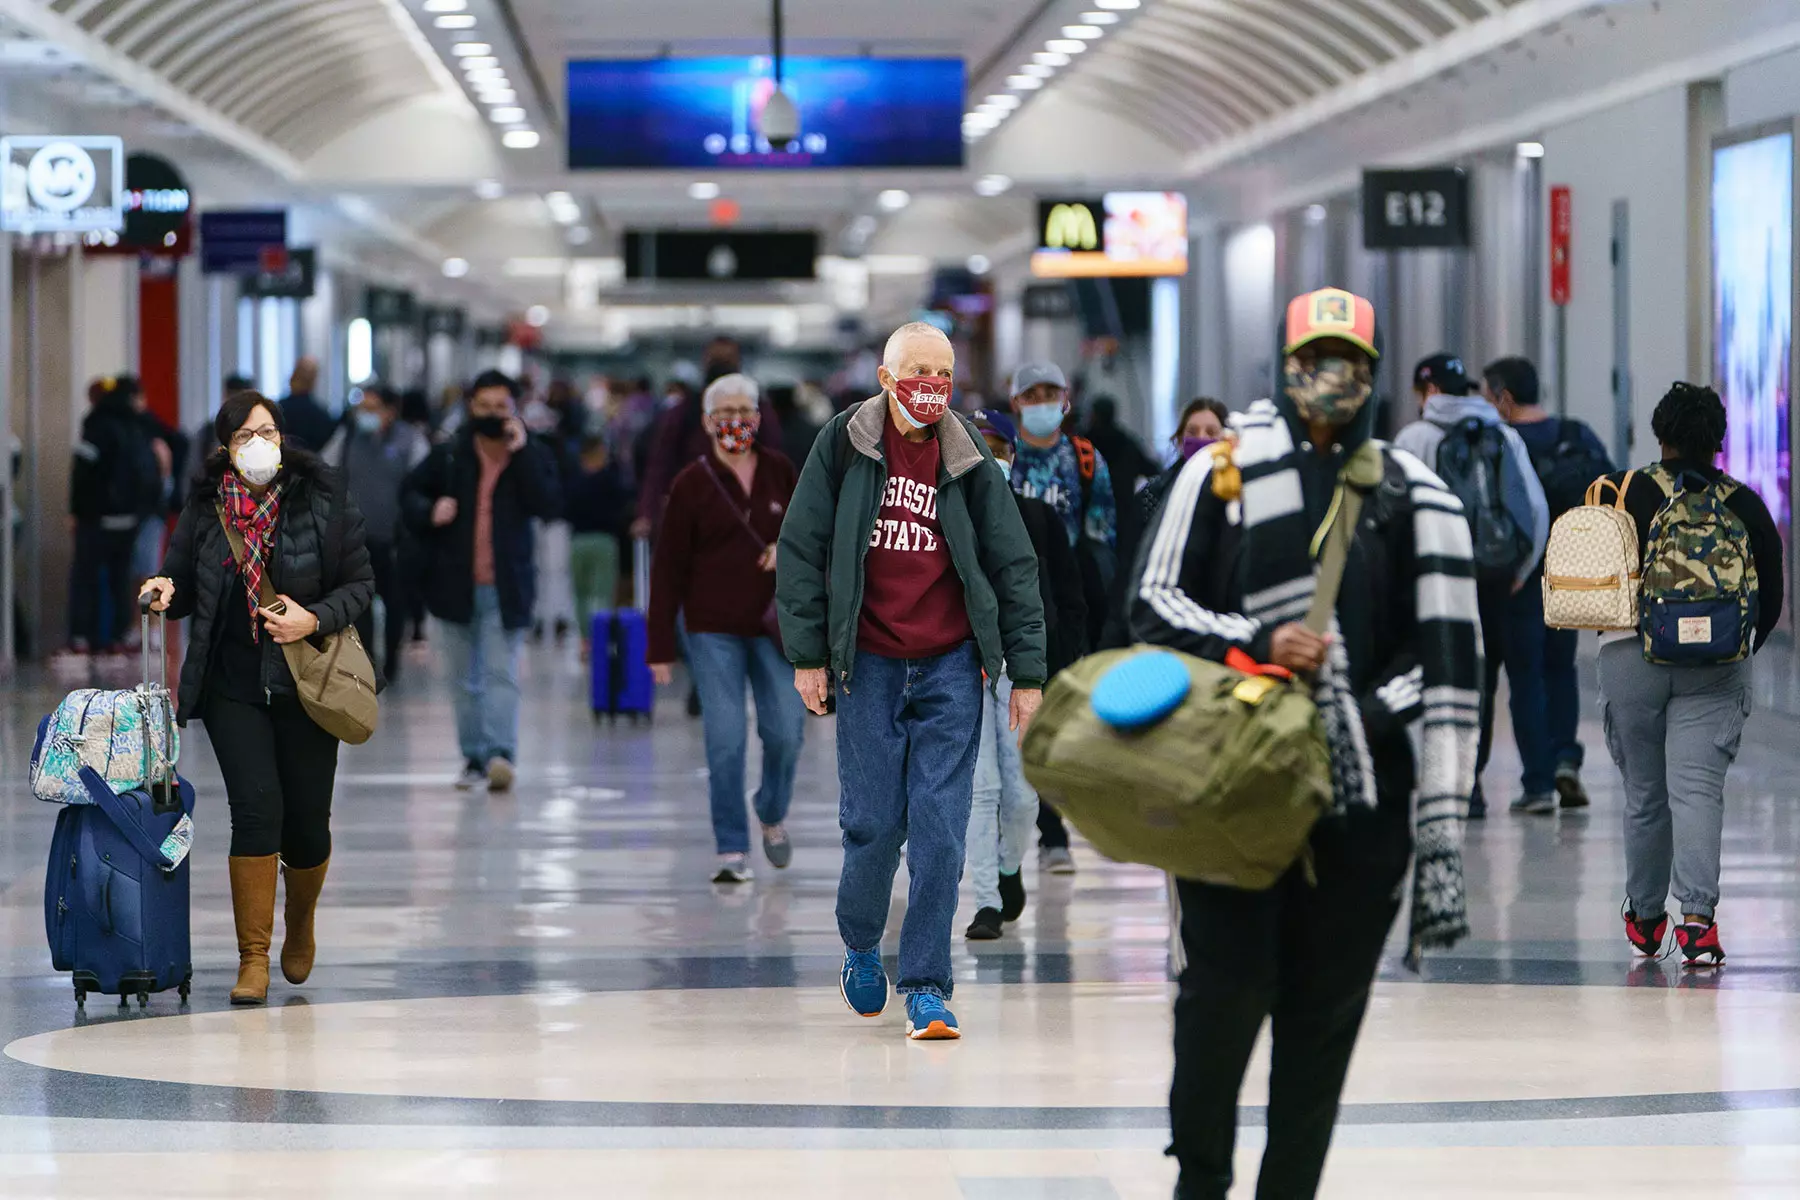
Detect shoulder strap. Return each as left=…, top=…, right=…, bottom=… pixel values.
left=1304, top=483, right=1364, bottom=636
left=1071, top=435, right=1096, bottom=517
left=216, top=507, right=280, bottom=609
left=1584, top=468, right=1637, bottom=510
left=700, top=456, right=769, bottom=551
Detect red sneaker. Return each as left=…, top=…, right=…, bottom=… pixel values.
left=1623, top=909, right=1668, bottom=957
left=1675, top=921, right=1725, bottom=968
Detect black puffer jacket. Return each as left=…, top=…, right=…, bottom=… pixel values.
left=401, top=430, right=563, bottom=630
left=160, top=460, right=375, bottom=723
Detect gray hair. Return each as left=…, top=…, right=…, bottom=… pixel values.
left=702, top=373, right=761, bottom=413
left=883, top=321, right=953, bottom=371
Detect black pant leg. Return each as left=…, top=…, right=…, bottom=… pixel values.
left=201, top=694, right=285, bottom=858
left=373, top=541, right=406, bottom=674
left=1475, top=582, right=1511, bottom=776
left=70, top=523, right=103, bottom=647
left=102, top=528, right=138, bottom=648
left=1037, top=800, right=1071, bottom=849
left=1254, top=816, right=1407, bottom=1200
left=268, top=696, right=341, bottom=869
left=1169, top=876, right=1284, bottom=1200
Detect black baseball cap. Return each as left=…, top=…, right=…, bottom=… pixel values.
left=1413, top=353, right=1472, bottom=396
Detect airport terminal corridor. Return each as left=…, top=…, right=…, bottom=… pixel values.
left=1, top=644, right=1797, bottom=1199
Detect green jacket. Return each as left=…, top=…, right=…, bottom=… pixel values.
left=776, top=396, right=1048, bottom=688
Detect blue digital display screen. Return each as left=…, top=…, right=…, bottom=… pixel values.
left=567, top=57, right=965, bottom=170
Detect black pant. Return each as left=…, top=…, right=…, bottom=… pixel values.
left=1170, top=812, right=1408, bottom=1200
left=1475, top=581, right=1512, bottom=778
left=70, top=522, right=138, bottom=649
left=201, top=693, right=340, bottom=867
left=354, top=539, right=406, bottom=679
left=1037, top=800, right=1071, bottom=849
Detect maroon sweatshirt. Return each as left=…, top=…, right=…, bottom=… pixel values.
left=648, top=450, right=797, bottom=664
left=857, top=418, right=974, bottom=659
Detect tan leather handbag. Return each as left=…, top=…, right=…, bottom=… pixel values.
left=218, top=512, right=379, bottom=744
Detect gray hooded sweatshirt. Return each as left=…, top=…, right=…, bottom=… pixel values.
left=1394, top=395, right=1549, bottom=587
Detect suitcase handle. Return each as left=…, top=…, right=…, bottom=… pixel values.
left=97, top=867, right=115, bottom=936
left=134, top=598, right=179, bottom=812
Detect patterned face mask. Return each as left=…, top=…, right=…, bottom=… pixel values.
left=711, top=415, right=757, bottom=454
left=1284, top=355, right=1374, bottom=427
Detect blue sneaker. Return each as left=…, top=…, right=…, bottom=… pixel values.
left=904, top=993, right=961, bottom=1041
left=840, top=948, right=888, bottom=1017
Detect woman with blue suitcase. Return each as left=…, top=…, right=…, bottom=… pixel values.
left=142, top=391, right=374, bottom=1005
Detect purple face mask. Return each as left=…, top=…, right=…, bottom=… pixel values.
left=1180, top=436, right=1217, bottom=461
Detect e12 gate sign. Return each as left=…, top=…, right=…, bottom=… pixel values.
left=1360, top=168, right=1471, bottom=250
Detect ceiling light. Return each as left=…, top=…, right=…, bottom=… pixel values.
left=442, top=257, right=470, bottom=278
left=1064, top=25, right=1105, bottom=39
left=1035, top=51, right=1071, bottom=66
left=1081, top=10, right=1121, bottom=23
left=1045, top=39, right=1087, bottom=54
left=459, top=56, right=499, bottom=70
left=985, top=93, right=1022, bottom=111
left=490, top=106, right=527, bottom=124
left=567, top=227, right=593, bottom=246
left=1517, top=140, right=1546, bottom=158
left=967, top=255, right=992, bottom=276
left=526, top=305, right=551, bottom=328
left=1007, top=75, right=1043, bottom=91
left=964, top=117, right=1000, bottom=134
left=474, top=179, right=504, bottom=199
left=1095, top=0, right=1140, bottom=9
left=975, top=174, right=1012, bottom=197
left=423, top=0, right=467, bottom=11
left=1305, top=204, right=1328, bottom=223
left=465, top=67, right=506, bottom=83
left=433, top=14, right=477, bottom=29
left=688, top=181, right=722, bottom=200
left=451, top=42, right=491, bottom=56
left=502, top=129, right=540, bottom=149
left=475, top=88, right=518, bottom=104
left=1022, top=63, right=1055, bottom=78
left=878, top=189, right=911, bottom=212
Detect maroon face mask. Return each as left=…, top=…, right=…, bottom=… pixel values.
left=893, top=377, right=952, bottom=428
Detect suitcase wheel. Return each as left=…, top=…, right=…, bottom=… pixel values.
left=137, top=992, right=149, bottom=1009
left=73, top=984, right=86, bottom=1008
left=178, top=977, right=191, bottom=1002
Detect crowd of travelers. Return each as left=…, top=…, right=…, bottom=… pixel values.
left=57, top=288, right=1776, bottom=1199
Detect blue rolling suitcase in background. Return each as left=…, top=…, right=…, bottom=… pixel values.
left=590, top=538, right=655, bottom=722
left=42, top=606, right=196, bottom=1008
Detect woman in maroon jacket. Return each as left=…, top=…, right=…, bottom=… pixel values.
left=648, top=374, right=808, bottom=884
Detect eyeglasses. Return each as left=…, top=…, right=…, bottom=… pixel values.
left=230, top=426, right=282, bottom=448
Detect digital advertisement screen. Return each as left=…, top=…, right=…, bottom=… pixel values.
left=567, top=57, right=965, bottom=170
left=1032, top=193, right=1189, bottom=278
left=1712, top=129, right=1793, bottom=535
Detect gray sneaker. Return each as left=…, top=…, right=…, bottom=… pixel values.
left=1555, top=765, right=1591, bottom=810
left=454, top=762, right=485, bottom=791
left=1510, top=792, right=1556, bottom=815
left=762, top=823, right=793, bottom=870
left=1040, top=846, right=1077, bottom=874
left=712, top=853, right=754, bottom=884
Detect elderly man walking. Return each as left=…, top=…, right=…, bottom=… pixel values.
left=777, top=322, right=1047, bottom=1042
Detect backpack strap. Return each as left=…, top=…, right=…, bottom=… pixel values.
left=1584, top=468, right=1637, bottom=510
left=1071, top=435, right=1096, bottom=517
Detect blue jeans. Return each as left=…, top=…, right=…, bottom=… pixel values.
left=1505, top=582, right=1586, bottom=796
left=966, top=677, right=1037, bottom=913
left=687, top=632, right=808, bottom=854
left=835, top=644, right=983, bottom=999
left=439, top=585, right=525, bottom=764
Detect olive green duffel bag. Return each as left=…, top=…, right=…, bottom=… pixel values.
left=1020, top=487, right=1360, bottom=890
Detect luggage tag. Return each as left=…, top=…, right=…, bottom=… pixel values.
left=1224, top=648, right=1293, bottom=707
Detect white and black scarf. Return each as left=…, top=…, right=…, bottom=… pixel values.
left=1142, top=400, right=1483, bottom=958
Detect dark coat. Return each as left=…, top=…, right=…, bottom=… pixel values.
left=160, top=462, right=375, bottom=723
left=401, top=431, right=563, bottom=630
left=280, top=392, right=339, bottom=455
left=1017, top=492, right=1088, bottom=676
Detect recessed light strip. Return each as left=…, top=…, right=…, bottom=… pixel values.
left=964, top=0, right=1146, bottom=143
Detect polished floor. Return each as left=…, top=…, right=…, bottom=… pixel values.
left=2, top=636, right=1798, bottom=1198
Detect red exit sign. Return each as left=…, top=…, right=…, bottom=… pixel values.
left=1550, top=186, right=1572, bottom=306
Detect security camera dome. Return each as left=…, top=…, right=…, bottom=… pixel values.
left=760, top=88, right=800, bottom=148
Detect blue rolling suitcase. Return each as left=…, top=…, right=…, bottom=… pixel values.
left=590, top=538, right=655, bottom=722
left=42, top=605, right=195, bottom=1008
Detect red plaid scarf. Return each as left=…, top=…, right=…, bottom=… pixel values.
left=220, top=472, right=282, bottom=641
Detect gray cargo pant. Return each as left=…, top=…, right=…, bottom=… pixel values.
left=1597, top=640, right=1752, bottom=922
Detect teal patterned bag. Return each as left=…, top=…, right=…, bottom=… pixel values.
left=30, top=686, right=179, bottom=806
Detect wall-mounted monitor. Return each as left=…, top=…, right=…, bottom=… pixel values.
left=1712, top=124, right=1794, bottom=538
left=624, top=230, right=819, bottom=281
left=567, top=57, right=965, bottom=170
left=1032, top=192, right=1189, bottom=278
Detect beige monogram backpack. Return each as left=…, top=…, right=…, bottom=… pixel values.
left=1543, top=471, right=1639, bottom=631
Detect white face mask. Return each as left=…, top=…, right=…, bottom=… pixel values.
left=995, top=457, right=1013, bottom=482
left=233, top=436, right=282, bottom=487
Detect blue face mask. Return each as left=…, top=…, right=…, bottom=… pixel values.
left=1018, top=401, right=1065, bottom=440
left=994, top=457, right=1013, bottom=482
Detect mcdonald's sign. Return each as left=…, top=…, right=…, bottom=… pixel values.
left=1040, top=200, right=1101, bottom=252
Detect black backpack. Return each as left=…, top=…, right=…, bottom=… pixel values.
left=92, top=413, right=162, bottom=519
left=1435, top=418, right=1529, bottom=585
left=1528, top=417, right=1611, bottom=519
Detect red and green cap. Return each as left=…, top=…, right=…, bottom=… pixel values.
left=1283, top=287, right=1379, bottom=360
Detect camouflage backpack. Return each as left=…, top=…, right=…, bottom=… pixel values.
left=1639, top=465, right=1759, bottom=665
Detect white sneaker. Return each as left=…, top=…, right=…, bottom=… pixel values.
left=1040, top=847, right=1077, bottom=875
left=712, top=853, right=754, bottom=884
left=454, top=762, right=485, bottom=791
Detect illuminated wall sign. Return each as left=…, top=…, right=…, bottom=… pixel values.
left=200, top=209, right=287, bottom=274
left=1360, top=167, right=1471, bottom=249
left=0, top=135, right=125, bottom=233
left=121, top=152, right=190, bottom=248
left=1032, top=192, right=1189, bottom=279
left=243, top=247, right=316, bottom=299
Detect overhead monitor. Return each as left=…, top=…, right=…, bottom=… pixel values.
left=1712, top=124, right=1794, bottom=538
left=567, top=57, right=965, bottom=170
left=624, top=230, right=819, bottom=281
left=1032, top=193, right=1189, bottom=278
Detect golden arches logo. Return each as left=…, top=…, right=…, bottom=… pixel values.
left=1044, top=203, right=1099, bottom=251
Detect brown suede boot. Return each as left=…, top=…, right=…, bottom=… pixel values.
left=228, top=855, right=279, bottom=1005
left=280, top=858, right=330, bottom=985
